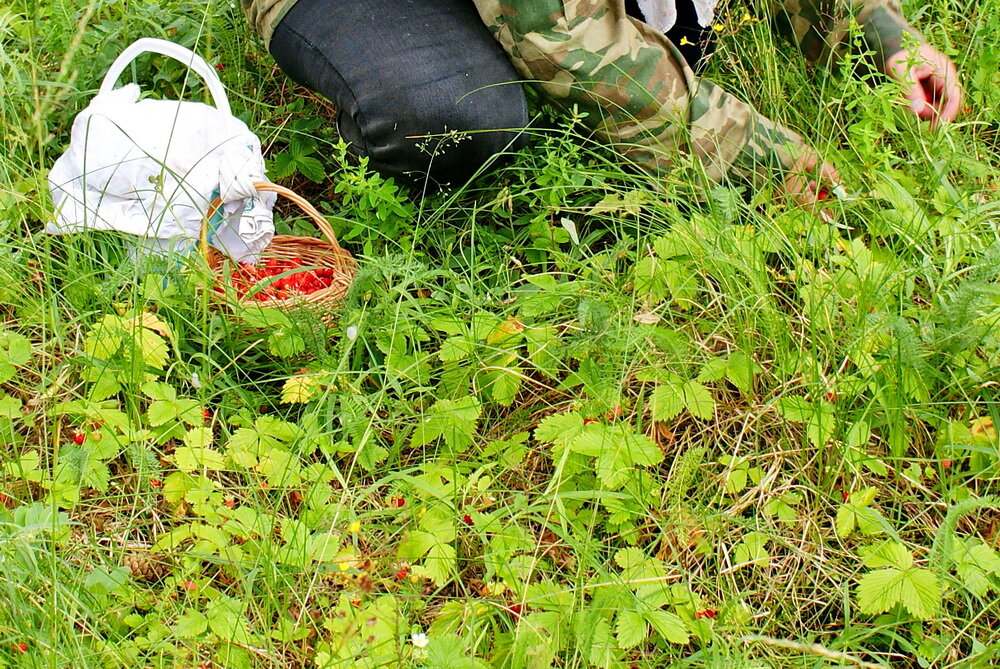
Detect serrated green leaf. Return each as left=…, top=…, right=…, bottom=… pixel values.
left=896, top=568, right=940, bottom=620
left=268, top=329, right=305, bottom=358
left=356, top=442, right=389, bottom=471
left=238, top=307, right=291, bottom=330
left=776, top=396, right=813, bottom=423
left=861, top=542, right=913, bottom=570
left=586, top=618, right=616, bottom=666
left=534, top=411, right=585, bottom=450
left=858, top=568, right=905, bottom=616
left=56, top=444, right=110, bottom=492
left=281, top=375, right=320, bottom=404
left=651, top=382, right=685, bottom=422
left=172, top=446, right=226, bottom=472
left=733, top=531, right=769, bottom=566
left=489, top=367, right=523, bottom=406
left=855, top=507, right=887, bottom=536
left=137, top=328, right=168, bottom=370
left=183, top=427, right=213, bottom=449
left=615, top=547, right=648, bottom=570
left=644, top=609, right=689, bottom=644
left=438, top=336, right=474, bottom=362
left=835, top=504, right=857, bottom=538
left=0, top=331, right=32, bottom=384
left=84, top=316, right=125, bottom=360
left=422, top=541, right=457, bottom=586
left=147, top=401, right=176, bottom=427
left=173, top=610, right=209, bottom=639
left=410, top=396, right=482, bottom=452
left=615, top=609, right=648, bottom=649
left=141, top=381, right=176, bottom=402
left=725, top=352, right=758, bottom=393
left=955, top=540, right=1000, bottom=597
left=858, top=562, right=939, bottom=621
left=0, top=394, right=22, bottom=420
left=696, top=357, right=729, bottom=383
left=297, top=155, right=327, bottom=182
left=680, top=380, right=714, bottom=419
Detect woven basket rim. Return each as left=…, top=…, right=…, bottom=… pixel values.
left=203, top=183, right=356, bottom=311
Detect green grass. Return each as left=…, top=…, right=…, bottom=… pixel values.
left=2, top=0, right=1000, bottom=667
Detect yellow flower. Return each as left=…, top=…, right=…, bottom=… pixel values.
left=679, top=36, right=693, bottom=46
left=348, top=520, right=362, bottom=534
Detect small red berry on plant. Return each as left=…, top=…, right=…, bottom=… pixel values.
left=16, top=642, right=27, bottom=653
left=943, top=460, right=953, bottom=469
left=841, top=490, right=850, bottom=502
left=509, top=604, right=523, bottom=617
left=72, top=432, right=86, bottom=445
left=695, top=609, right=718, bottom=620
left=182, top=580, right=197, bottom=592
left=150, top=479, right=162, bottom=488
left=395, top=567, right=409, bottom=580
left=462, top=514, right=473, bottom=526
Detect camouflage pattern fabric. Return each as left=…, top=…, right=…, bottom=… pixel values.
left=773, top=0, right=922, bottom=71
left=471, top=0, right=814, bottom=183
left=241, top=0, right=294, bottom=49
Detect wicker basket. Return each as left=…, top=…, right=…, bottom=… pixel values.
left=203, top=181, right=356, bottom=311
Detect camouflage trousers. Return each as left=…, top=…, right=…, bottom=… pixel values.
left=470, top=0, right=807, bottom=184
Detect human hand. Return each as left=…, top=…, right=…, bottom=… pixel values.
left=781, top=150, right=841, bottom=213
left=884, top=43, right=963, bottom=129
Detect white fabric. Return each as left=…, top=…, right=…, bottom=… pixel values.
left=47, top=39, right=274, bottom=263
left=636, top=0, right=719, bottom=33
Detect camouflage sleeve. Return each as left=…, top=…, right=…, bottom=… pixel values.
left=472, top=0, right=807, bottom=184
left=772, top=0, right=923, bottom=71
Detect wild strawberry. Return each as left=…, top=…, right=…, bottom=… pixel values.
left=841, top=490, right=849, bottom=502
left=395, top=567, right=409, bottom=580
left=182, top=580, right=197, bottom=592
left=943, top=460, right=953, bottom=469
left=389, top=497, right=405, bottom=508
left=825, top=391, right=837, bottom=403
left=224, top=497, right=236, bottom=509
left=583, top=418, right=598, bottom=425
left=72, top=432, right=86, bottom=445
left=203, top=408, right=212, bottom=421
left=150, top=479, right=162, bottom=488
left=817, top=189, right=829, bottom=201
left=695, top=609, right=718, bottom=620
left=214, top=63, right=225, bottom=71
left=462, top=514, right=473, bottom=526
left=15, top=642, right=27, bottom=653
left=509, top=604, right=523, bottom=617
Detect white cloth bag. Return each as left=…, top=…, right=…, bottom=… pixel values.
left=47, top=38, right=275, bottom=263
left=636, top=0, right=720, bottom=34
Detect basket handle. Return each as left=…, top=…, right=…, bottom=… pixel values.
left=199, top=181, right=345, bottom=260
left=100, top=38, right=231, bottom=116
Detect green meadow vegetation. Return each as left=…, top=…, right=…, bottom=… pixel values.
left=2, top=0, right=1000, bottom=666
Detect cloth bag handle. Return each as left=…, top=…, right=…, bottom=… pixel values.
left=99, top=38, right=231, bottom=116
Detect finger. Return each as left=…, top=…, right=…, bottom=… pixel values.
left=937, top=72, right=964, bottom=123
left=817, top=162, right=841, bottom=188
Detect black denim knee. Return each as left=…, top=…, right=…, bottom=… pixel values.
left=268, top=0, right=530, bottom=189
left=335, top=80, right=529, bottom=187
